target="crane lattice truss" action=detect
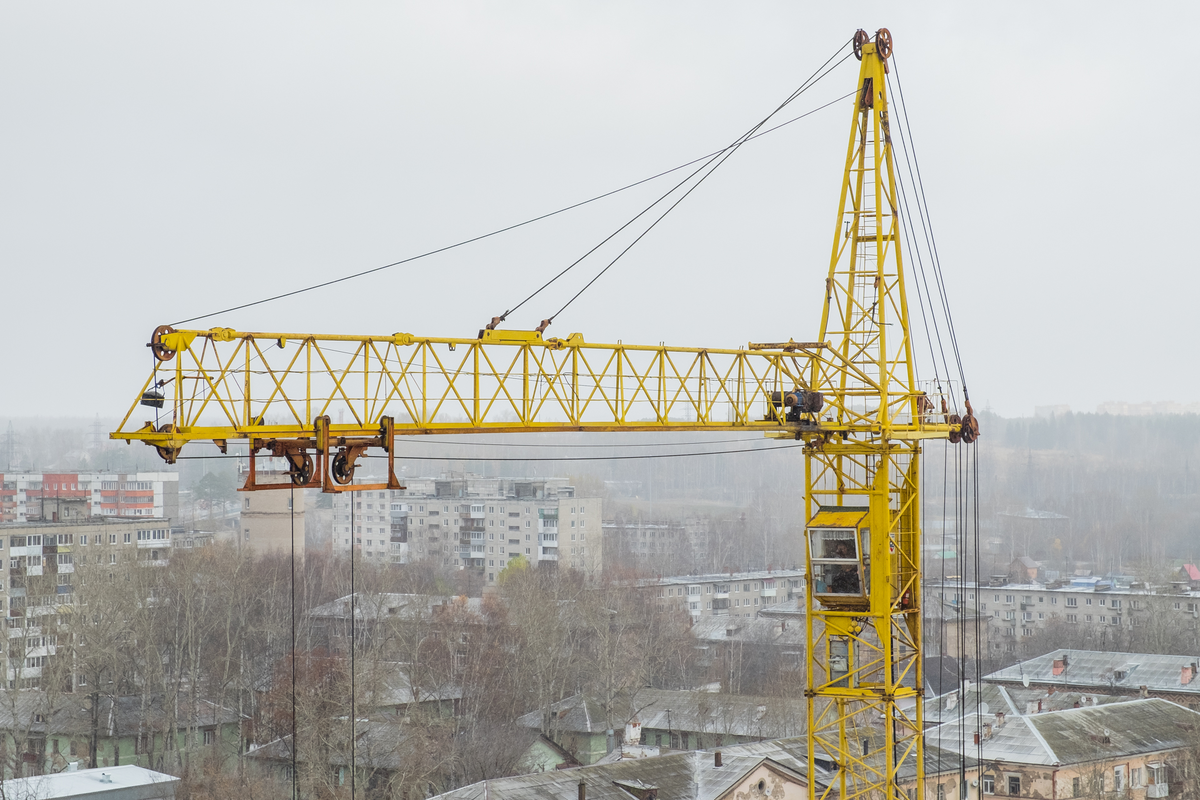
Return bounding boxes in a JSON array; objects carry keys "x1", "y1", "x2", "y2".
[{"x1": 111, "y1": 29, "x2": 967, "y2": 800}]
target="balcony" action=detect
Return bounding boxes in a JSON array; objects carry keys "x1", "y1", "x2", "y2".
[
  {"x1": 1147, "y1": 785, "x2": 1168, "y2": 799},
  {"x1": 761, "y1": 587, "x2": 777, "y2": 598},
  {"x1": 539, "y1": 533, "x2": 558, "y2": 545},
  {"x1": 539, "y1": 547, "x2": 558, "y2": 561}
]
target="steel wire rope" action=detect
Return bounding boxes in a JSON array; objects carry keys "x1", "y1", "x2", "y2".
[
  {"x1": 350, "y1": 493, "x2": 357, "y2": 800},
  {"x1": 290, "y1": 484, "x2": 298, "y2": 800},
  {"x1": 170, "y1": 86, "x2": 855, "y2": 329},
  {"x1": 972, "y1": 442, "x2": 985, "y2": 783},
  {"x1": 957, "y1": 444, "x2": 970, "y2": 795},
  {"x1": 498, "y1": 44, "x2": 855, "y2": 326},
  {"x1": 889, "y1": 54, "x2": 967, "y2": 392},
  {"x1": 935, "y1": 439, "x2": 948, "y2": 781},
  {"x1": 887, "y1": 73, "x2": 953, "y2": 405},
  {"x1": 892, "y1": 136, "x2": 946, "y2": 397}
]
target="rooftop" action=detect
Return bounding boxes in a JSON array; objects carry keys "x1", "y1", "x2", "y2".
[
  {"x1": 648, "y1": 569, "x2": 805, "y2": 587},
  {"x1": 931, "y1": 698, "x2": 1200, "y2": 766},
  {"x1": 0, "y1": 764, "x2": 179, "y2": 800},
  {"x1": 984, "y1": 649, "x2": 1200, "y2": 695},
  {"x1": 517, "y1": 688, "x2": 806, "y2": 740}
]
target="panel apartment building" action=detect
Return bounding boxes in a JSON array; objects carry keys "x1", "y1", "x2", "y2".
[
  {"x1": 649, "y1": 569, "x2": 806, "y2": 619},
  {"x1": 0, "y1": 472, "x2": 179, "y2": 524},
  {"x1": 0, "y1": 517, "x2": 172, "y2": 688},
  {"x1": 928, "y1": 568, "x2": 1200, "y2": 658},
  {"x1": 332, "y1": 473, "x2": 601, "y2": 584}
]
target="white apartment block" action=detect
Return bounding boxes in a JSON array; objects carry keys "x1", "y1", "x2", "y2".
[
  {"x1": 0, "y1": 472, "x2": 179, "y2": 525},
  {"x1": 332, "y1": 474, "x2": 602, "y2": 584},
  {"x1": 650, "y1": 569, "x2": 806, "y2": 619}
]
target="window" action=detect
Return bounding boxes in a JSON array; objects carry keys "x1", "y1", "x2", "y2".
[
  {"x1": 1066, "y1": 597, "x2": 1077, "y2": 607},
  {"x1": 982, "y1": 775, "x2": 995, "y2": 794},
  {"x1": 936, "y1": 784, "x2": 945, "y2": 800},
  {"x1": 1085, "y1": 598, "x2": 1093, "y2": 606},
  {"x1": 1008, "y1": 776, "x2": 1020, "y2": 795},
  {"x1": 203, "y1": 729, "x2": 215, "y2": 746},
  {"x1": 1071, "y1": 777, "x2": 1080, "y2": 797}
]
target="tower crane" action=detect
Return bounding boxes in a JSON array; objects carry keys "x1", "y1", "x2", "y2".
[{"x1": 112, "y1": 28, "x2": 976, "y2": 800}]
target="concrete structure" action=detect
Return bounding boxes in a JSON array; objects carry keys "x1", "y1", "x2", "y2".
[
  {"x1": 0, "y1": 519, "x2": 170, "y2": 687},
  {"x1": 235, "y1": 470, "x2": 304, "y2": 557},
  {"x1": 0, "y1": 764, "x2": 179, "y2": 799},
  {"x1": 0, "y1": 472, "x2": 179, "y2": 526},
  {"x1": 647, "y1": 569, "x2": 804, "y2": 619},
  {"x1": 332, "y1": 473, "x2": 601, "y2": 584}
]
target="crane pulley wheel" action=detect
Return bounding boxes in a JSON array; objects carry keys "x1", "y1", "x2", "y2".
[
  {"x1": 875, "y1": 28, "x2": 893, "y2": 59},
  {"x1": 331, "y1": 449, "x2": 356, "y2": 485},
  {"x1": 154, "y1": 423, "x2": 180, "y2": 463},
  {"x1": 852, "y1": 29, "x2": 870, "y2": 60},
  {"x1": 287, "y1": 453, "x2": 315, "y2": 487},
  {"x1": 150, "y1": 325, "x2": 177, "y2": 362}
]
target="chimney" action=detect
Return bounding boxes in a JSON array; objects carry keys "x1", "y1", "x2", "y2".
[
  {"x1": 715, "y1": 751, "x2": 723, "y2": 768},
  {"x1": 606, "y1": 729, "x2": 615, "y2": 754},
  {"x1": 578, "y1": 780, "x2": 586, "y2": 800},
  {"x1": 995, "y1": 711, "x2": 1006, "y2": 728},
  {"x1": 1052, "y1": 655, "x2": 1068, "y2": 676},
  {"x1": 983, "y1": 723, "x2": 993, "y2": 740},
  {"x1": 973, "y1": 731, "x2": 980, "y2": 745},
  {"x1": 1140, "y1": 685, "x2": 1149, "y2": 698},
  {"x1": 1183, "y1": 666, "x2": 1195, "y2": 686}
]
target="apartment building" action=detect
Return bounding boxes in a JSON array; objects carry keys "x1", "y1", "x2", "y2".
[
  {"x1": 649, "y1": 569, "x2": 805, "y2": 619},
  {"x1": 0, "y1": 518, "x2": 171, "y2": 688},
  {"x1": 236, "y1": 471, "x2": 304, "y2": 557},
  {"x1": 926, "y1": 570, "x2": 1200, "y2": 657},
  {"x1": 332, "y1": 474, "x2": 601, "y2": 584},
  {"x1": 0, "y1": 472, "x2": 179, "y2": 525}
]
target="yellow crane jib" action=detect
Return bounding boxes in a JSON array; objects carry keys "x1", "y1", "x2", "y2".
[{"x1": 113, "y1": 322, "x2": 965, "y2": 493}]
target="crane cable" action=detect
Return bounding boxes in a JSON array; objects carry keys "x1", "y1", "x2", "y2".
[
  {"x1": 889, "y1": 53, "x2": 968, "y2": 397},
  {"x1": 290, "y1": 484, "x2": 298, "y2": 800},
  {"x1": 171, "y1": 77, "x2": 855, "y2": 329},
  {"x1": 494, "y1": 41, "x2": 856, "y2": 329}
]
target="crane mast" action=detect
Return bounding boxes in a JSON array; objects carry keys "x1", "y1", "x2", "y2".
[
  {"x1": 804, "y1": 29, "x2": 931, "y2": 800},
  {"x1": 110, "y1": 28, "x2": 974, "y2": 800}
]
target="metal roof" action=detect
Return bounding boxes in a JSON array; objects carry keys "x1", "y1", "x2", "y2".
[
  {"x1": 929, "y1": 698, "x2": 1200, "y2": 767},
  {"x1": 983, "y1": 649, "x2": 1200, "y2": 695},
  {"x1": 517, "y1": 689, "x2": 806, "y2": 741}
]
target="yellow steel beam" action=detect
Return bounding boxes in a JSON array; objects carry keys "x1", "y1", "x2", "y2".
[{"x1": 112, "y1": 326, "x2": 958, "y2": 456}]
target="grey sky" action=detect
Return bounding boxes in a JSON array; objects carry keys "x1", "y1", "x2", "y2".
[{"x1": 1, "y1": 2, "x2": 1193, "y2": 420}]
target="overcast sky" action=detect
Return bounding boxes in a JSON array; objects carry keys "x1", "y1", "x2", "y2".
[{"x1": 2, "y1": 2, "x2": 1195, "y2": 421}]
